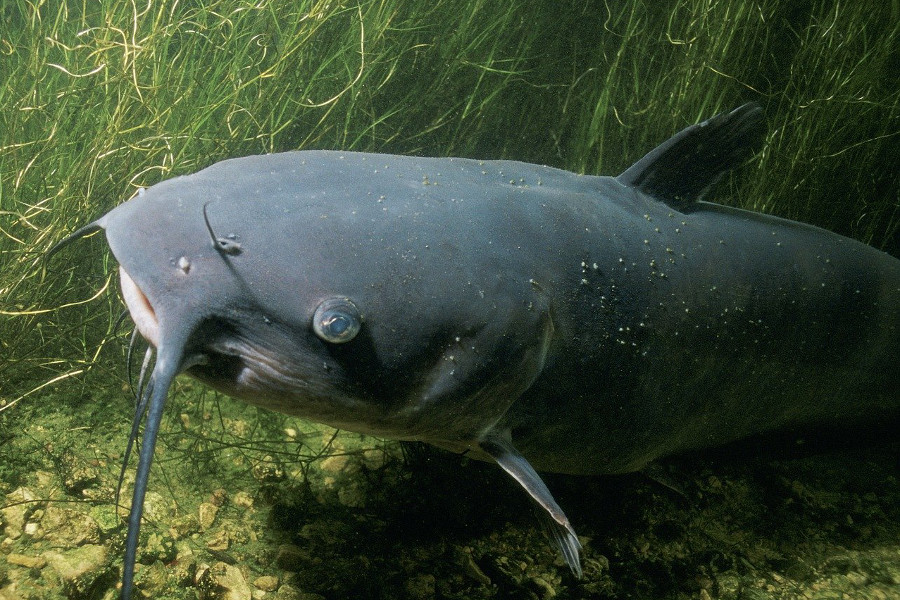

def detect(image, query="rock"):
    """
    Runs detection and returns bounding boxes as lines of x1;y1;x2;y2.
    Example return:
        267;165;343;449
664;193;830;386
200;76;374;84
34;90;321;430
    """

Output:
528;577;556;600
199;502;219;531
170;513;200;538
319;454;350;474
252;456;285;483
88;505;120;534
0;583;26;600
170;550;197;588
274;585;304;600
210;562;252;600
233;492;254;509
361;448;390;469
42;544;109;598
134;560;169;598
1;488;38;539
254;575;279;592
336;482;366;508
457;548;491;585
528;576;557;599
0;586;21;600
138;491;170;522
140;531;177;564
274;545;307;572
206;529;230;551
6;554;46;569
210;488;228;507
195;562;214;596
39;507;101;547
716;574;742;600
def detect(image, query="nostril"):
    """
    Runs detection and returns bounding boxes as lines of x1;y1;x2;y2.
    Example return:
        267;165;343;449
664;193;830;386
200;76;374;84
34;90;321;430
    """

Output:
119;267;160;348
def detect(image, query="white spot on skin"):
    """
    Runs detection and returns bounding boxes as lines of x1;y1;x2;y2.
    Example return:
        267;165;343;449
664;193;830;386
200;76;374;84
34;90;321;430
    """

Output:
177;256;191;274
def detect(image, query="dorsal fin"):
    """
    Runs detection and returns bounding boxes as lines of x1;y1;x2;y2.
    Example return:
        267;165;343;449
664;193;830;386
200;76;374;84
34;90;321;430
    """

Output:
616;103;765;211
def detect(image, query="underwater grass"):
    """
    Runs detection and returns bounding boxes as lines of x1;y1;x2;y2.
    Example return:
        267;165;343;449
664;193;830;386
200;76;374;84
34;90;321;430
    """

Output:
560;0;899;247
0;0;897;457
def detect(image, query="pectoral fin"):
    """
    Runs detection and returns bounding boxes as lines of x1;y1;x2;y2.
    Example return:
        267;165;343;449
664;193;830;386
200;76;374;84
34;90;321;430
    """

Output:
480;432;583;578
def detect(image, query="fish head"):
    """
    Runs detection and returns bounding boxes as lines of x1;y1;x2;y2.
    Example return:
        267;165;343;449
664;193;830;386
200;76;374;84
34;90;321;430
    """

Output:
101;151;556;443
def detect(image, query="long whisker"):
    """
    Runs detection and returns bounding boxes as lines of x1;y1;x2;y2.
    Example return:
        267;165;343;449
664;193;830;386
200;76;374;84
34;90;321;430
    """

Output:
125;328;141;400
136;347;154;408
44;221;104;261
120;342;184;600
113;308;131;336
115;345;155;514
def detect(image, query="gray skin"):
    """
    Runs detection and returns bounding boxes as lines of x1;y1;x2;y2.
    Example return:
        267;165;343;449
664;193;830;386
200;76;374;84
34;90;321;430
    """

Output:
52;105;900;599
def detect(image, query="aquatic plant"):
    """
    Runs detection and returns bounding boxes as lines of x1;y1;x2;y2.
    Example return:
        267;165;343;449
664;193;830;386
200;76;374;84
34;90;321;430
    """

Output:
1;0;897;406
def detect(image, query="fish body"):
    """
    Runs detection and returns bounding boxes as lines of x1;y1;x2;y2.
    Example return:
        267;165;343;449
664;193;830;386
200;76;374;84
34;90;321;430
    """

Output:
52;104;900;597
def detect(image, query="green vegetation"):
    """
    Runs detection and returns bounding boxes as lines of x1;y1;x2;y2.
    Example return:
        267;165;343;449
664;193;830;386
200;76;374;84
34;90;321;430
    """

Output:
2;0;898;404
0;0;898;598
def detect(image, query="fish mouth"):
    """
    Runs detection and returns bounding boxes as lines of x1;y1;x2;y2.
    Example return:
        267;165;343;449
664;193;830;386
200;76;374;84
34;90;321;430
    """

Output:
119;266;160;348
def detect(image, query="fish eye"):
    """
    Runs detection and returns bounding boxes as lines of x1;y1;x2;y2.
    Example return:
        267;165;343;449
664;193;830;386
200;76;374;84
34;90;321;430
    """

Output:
312;298;362;344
